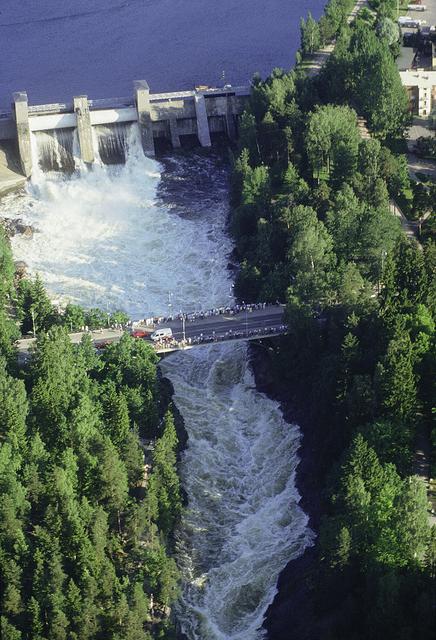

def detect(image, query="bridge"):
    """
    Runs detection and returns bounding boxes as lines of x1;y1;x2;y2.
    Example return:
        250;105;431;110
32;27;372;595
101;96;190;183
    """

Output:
0;80;251;177
15;304;287;362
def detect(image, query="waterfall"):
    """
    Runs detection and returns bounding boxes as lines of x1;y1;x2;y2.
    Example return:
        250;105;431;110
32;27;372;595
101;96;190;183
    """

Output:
31;122;136;174
32;128;75;173
93;123;131;164
5;128;234;317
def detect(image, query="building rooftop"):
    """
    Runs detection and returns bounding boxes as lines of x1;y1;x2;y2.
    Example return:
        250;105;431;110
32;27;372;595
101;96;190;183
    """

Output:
398;46;417;70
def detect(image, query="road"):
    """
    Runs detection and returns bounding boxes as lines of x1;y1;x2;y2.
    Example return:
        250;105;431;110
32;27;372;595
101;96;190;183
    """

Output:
16;328;124;362
15;306;287;360
304;0;368;77
163;306;286;341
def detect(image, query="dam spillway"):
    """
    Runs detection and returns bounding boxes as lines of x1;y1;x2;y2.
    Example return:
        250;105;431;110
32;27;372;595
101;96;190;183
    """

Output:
1;81;250;177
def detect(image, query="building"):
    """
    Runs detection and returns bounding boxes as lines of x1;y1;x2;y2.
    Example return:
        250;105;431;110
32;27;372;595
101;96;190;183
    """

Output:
398;22;436;118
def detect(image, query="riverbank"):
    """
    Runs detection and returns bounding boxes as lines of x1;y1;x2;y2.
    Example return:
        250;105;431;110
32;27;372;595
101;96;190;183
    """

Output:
249;340;327;640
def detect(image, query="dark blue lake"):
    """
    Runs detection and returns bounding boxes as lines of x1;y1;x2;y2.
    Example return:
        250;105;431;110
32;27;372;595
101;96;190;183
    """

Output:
0;0;324;108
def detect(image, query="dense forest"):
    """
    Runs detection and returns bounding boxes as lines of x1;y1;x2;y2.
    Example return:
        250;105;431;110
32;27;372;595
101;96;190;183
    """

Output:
231;0;435;638
0;226;182;639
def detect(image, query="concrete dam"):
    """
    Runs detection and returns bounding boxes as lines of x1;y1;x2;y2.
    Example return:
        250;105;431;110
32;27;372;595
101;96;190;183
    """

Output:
0;81;250;177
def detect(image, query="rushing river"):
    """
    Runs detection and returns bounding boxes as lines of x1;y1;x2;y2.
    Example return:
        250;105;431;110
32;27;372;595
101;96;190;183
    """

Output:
161;343;313;639
0;130;314;637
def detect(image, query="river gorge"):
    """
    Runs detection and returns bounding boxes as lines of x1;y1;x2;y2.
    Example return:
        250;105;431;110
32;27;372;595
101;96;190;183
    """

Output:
0;1;327;635
0;123;315;638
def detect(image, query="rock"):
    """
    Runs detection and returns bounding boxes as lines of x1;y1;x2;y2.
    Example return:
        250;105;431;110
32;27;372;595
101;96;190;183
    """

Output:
21;225;33;238
0;217;35;238
14;261;28;277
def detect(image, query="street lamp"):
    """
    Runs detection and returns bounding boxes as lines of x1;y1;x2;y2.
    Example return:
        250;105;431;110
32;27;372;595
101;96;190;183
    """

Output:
30;306;36;338
379;249;387;294
242;300;248;337
180;310;186;343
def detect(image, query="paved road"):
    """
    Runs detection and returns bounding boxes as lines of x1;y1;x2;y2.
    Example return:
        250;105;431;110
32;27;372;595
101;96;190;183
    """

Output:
15;306;286;359
163;306;285;341
304;0;368;77
16;328;124;362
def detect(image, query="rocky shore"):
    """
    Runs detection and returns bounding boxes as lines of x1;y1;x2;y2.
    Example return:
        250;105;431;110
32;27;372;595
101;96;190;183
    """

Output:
0;216;34;239
249;340;325;640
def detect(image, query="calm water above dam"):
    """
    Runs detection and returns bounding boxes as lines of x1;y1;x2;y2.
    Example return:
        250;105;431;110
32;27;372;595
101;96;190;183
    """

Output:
0;0;324;107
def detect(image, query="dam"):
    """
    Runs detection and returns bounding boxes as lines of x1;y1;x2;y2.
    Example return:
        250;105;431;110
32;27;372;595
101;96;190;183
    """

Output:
0;81;250;177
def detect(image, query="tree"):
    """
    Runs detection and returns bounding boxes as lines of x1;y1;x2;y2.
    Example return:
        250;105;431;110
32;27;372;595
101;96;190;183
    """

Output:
241;165;271;215
358;39;411;139
306;105;360;183
96;439;129;522
392;476;430;565
102;383;130;449
375;330;417;424
376;17;400;47
300;13;321;54
84;308;107;329
29;327;87;451
17;274;56;334
0;366;28;458
63;304;85;331
394;238;428;305
150;411;181;536
110;310;129;326
0;617;22;640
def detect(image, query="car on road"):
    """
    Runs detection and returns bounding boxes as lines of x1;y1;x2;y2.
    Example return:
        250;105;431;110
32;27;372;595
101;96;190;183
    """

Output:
131;328;153;338
150;327;173;341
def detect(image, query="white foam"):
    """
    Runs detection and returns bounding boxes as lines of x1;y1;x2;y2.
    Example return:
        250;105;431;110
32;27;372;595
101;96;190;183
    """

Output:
161;342;314;640
2;124;233;318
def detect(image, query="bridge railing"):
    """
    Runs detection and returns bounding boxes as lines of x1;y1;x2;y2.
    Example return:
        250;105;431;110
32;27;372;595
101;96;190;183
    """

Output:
151;324;288;353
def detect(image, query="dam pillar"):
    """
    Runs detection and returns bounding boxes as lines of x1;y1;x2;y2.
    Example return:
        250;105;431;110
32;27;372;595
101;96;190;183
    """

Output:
13;92;32;178
225;95;237;140
134;80;155;156
194;92;211;147
73;96;94;164
169;117;181;148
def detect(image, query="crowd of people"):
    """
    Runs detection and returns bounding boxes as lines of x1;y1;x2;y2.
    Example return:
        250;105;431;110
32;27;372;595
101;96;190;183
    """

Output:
151;323;288;351
141;301;282;327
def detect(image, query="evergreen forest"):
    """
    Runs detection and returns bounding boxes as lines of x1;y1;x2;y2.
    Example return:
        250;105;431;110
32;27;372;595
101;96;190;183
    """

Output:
0;227;182;638
231;0;435;637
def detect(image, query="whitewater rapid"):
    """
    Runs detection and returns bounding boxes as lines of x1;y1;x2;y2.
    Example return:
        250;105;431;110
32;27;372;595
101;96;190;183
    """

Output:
161;343;314;639
1;125;233;318
0;129;314;637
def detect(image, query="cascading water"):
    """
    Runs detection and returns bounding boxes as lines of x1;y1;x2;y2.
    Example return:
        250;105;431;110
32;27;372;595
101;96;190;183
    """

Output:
1;125;314;637
33;128;75;173
160;343;314;639
93;123;130;165
2;124;234;317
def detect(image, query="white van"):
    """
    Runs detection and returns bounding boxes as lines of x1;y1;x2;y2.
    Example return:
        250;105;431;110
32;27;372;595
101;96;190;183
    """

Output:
398;16;423;27
150;327;173;341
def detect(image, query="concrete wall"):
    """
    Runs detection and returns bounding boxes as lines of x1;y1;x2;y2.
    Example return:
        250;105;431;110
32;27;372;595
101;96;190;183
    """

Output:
13;92;32;177
3;83;251;174
73;96;94;164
